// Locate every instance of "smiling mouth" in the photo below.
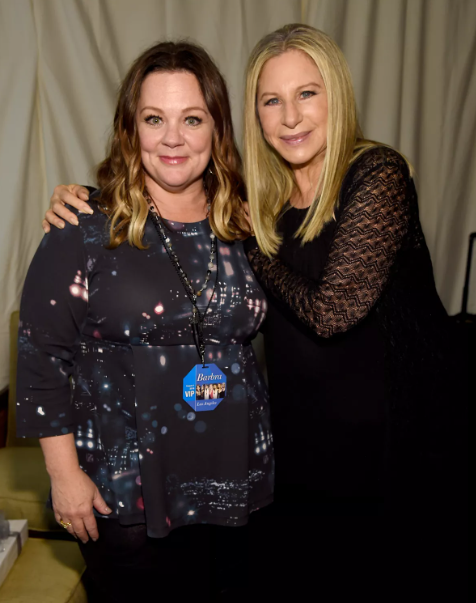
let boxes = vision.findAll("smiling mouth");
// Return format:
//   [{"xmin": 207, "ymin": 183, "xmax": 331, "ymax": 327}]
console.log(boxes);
[
  {"xmin": 159, "ymin": 156, "xmax": 188, "ymax": 165},
  {"xmin": 280, "ymin": 131, "xmax": 311, "ymax": 146}
]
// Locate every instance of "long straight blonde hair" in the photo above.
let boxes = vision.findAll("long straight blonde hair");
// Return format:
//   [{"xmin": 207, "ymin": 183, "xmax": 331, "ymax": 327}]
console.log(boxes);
[{"xmin": 244, "ymin": 23, "xmax": 385, "ymax": 256}]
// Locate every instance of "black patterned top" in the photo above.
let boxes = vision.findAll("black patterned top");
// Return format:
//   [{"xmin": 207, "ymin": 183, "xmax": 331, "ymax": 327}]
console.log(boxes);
[
  {"xmin": 245, "ymin": 146, "xmax": 461, "ymax": 509},
  {"xmin": 17, "ymin": 191, "xmax": 273, "ymax": 537}
]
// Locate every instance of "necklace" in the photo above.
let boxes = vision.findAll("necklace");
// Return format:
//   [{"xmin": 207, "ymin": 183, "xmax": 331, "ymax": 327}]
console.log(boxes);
[
  {"xmin": 145, "ymin": 191, "xmax": 214, "ymax": 298},
  {"xmin": 145, "ymin": 190, "xmax": 218, "ymax": 365}
]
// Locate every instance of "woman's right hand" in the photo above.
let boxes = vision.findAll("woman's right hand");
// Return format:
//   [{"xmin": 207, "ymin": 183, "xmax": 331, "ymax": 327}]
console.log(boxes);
[
  {"xmin": 43, "ymin": 184, "xmax": 93, "ymax": 233},
  {"xmin": 51, "ymin": 467, "xmax": 111, "ymax": 543}
]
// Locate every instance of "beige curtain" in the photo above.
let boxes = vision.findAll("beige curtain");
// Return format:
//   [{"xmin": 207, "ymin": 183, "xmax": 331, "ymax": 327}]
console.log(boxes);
[
  {"xmin": 0, "ymin": 0, "xmax": 475, "ymax": 390},
  {"xmin": 306, "ymin": 0, "xmax": 476, "ymax": 315}
]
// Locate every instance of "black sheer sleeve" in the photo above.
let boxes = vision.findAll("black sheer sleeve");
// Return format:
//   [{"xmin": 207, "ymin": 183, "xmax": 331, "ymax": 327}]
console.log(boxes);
[
  {"xmin": 16, "ymin": 213, "xmax": 88, "ymax": 438},
  {"xmin": 247, "ymin": 148, "xmax": 413, "ymax": 338}
]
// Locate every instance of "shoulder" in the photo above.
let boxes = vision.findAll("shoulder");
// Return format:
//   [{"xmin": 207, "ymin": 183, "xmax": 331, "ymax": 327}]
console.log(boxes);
[
  {"xmin": 75, "ymin": 189, "xmax": 103, "ymax": 217},
  {"xmin": 46, "ymin": 189, "xmax": 108, "ymax": 249},
  {"xmin": 348, "ymin": 145, "xmax": 410, "ymax": 182},
  {"xmin": 73, "ymin": 189, "xmax": 108, "ymax": 229},
  {"xmin": 341, "ymin": 145, "xmax": 412, "ymax": 200},
  {"xmin": 335, "ymin": 146, "xmax": 416, "ymax": 225}
]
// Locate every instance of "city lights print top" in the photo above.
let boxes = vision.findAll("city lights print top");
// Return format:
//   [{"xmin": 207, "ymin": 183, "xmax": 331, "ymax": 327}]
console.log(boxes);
[{"xmin": 16, "ymin": 192, "xmax": 273, "ymax": 538}]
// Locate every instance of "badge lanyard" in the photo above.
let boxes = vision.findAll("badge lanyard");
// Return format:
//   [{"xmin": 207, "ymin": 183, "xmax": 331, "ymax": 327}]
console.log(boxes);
[{"xmin": 149, "ymin": 209, "xmax": 227, "ymax": 411}]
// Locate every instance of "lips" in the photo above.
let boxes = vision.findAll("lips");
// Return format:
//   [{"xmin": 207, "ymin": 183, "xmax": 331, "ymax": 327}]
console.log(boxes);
[
  {"xmin": 280, "ymin": 131, "xmax": 311, "ymax": 146},
  {"xmin": 159, "ymin": 156, "xmax": 188, "ymax": 165}
]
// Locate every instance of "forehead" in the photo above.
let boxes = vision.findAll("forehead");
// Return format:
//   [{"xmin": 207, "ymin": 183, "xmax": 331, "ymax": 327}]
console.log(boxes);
[
  {"xmin": 258, "ymin": 49, "xmax": 323, "ymax": 88},
  {"xmin": 138, "ymin": 70, "xmax": 208, "ymax": 109}
]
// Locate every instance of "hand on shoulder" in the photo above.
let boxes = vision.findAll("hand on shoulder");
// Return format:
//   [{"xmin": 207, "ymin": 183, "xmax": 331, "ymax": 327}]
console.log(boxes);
[{"xmin": 43, "ymin": 184, "xmax": 93, "ymax": 233}]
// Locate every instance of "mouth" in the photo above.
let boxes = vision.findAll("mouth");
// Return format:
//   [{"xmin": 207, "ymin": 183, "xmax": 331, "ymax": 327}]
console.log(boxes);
[
  {"xmin": 279, "ymin": 131, "xmax": 312, "ymax": 146},
  {"xmin": 159, "ymin": 156, "xmax": 188, "ymax": 165}
]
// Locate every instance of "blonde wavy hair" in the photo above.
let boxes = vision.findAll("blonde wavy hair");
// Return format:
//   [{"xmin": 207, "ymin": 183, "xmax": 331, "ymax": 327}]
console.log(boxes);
[
  {"xmin": 97, "ymin": 41, "xmax": 249, "ymax": 249},
  {"xmin": 244, "ymin": 23, "xmax": 401, "ymax": 256}
]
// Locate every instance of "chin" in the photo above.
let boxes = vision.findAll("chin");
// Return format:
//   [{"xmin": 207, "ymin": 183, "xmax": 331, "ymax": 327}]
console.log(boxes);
[
  {"xmin": 278, "ymin": 148, "xmax": 316, "ymax": 166},
  {"xmin": 154, "ymin": 172, "xmax": 192, "ymax": 189}
]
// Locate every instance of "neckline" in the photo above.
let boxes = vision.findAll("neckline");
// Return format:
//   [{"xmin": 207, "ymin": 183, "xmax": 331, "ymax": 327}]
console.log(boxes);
[
  {"xmin": 146, "ymin": 197, "xmax": 210, "ymax": 231},
  {"xmin": 150, "ymin": 211, "xmax": 210, "ymax": 235},
  {"xmin": 162, "ymin": 216, "xmax": 209, "ymax": 227},
  {"xmin": 285, "ymin": 201, "xmax": 312, "ymax": 216},
  {"xmin": 288, "ymin": 204, "xmax": 310, "ymax": 212}
]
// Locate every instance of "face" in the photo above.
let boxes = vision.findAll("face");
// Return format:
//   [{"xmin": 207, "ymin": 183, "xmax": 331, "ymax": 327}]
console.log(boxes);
[
  {"xmin": 136, "ymin": 71, "xmax": 214, "ymax": 193},
  {"xmin": 257, "ymin": 50, "xmax": 328, "ymax": 168}
]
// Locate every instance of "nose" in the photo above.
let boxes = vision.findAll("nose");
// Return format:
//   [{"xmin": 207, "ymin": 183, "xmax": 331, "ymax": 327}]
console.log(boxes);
[
  {"xmin": 282, "ymin": 100, "xmax": 302, "ymax": 130},
  {"xmin": 162, "ymin": 121, "xmax": 184, "ymax": 148}
]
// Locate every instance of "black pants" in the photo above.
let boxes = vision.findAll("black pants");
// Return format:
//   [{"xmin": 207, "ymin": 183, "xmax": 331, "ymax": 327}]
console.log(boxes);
[
  {"xmin": 79, "ymin": 504, "xmax": 469, "ymax": 602},
  {"xmin": 78, "ymin": 519, "xmax": 250, "ymax": 602}
]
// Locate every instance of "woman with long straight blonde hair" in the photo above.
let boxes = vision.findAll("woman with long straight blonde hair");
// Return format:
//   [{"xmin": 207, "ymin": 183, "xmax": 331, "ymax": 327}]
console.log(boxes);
[
  {"xmin": 239, "ymin": 22, "xmax": 465, "ymax": 596},
  {"xmin": 242, "ymin": 22, "xmax": 463, "ymax": 522}
]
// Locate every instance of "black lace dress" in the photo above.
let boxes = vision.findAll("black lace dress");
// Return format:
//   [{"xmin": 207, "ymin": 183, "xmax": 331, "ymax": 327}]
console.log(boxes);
[{"xmin": 245, "ymin": 146, "xmax": 464, "ymax": 515}]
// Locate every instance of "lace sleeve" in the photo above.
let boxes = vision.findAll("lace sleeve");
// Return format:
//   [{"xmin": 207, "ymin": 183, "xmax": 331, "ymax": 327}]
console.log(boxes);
[{"xmin": 247, "ymin": 148, "xmax": 413, "ymax": 338}]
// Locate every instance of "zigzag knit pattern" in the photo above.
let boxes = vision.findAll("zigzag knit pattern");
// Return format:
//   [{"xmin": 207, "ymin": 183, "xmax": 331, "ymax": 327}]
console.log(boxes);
[{"xmin": 248, "ymin": 147, "xmax": 423, "ymax": 338}]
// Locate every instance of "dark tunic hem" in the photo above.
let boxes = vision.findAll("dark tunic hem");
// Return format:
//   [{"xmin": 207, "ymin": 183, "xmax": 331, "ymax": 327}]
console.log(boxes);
[{"xmin": 144, "ymin": 493, "xmax": 274, "ymax": 539}]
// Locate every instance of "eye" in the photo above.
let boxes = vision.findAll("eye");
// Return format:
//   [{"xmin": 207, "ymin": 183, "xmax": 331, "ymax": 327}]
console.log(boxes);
[
  {"xmin": 145, "ymin": 115, "xmax": 162, "ymax": 125},
  {"xmin": 185, "ymin": 116, "xmax": 203, "ymax": 126},
  {"xmin": 264, "ymin": 97, "xmax": 279, "ymax": 106},
  {"xmin": 300, "ymin": 90, "xmax": 317, "ymax": 99}
]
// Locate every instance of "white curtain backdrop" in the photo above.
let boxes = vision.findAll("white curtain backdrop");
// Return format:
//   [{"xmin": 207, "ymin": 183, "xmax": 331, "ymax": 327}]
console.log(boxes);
[{"xmin": 0, "ymin": 0, "xmax": 475, "ymax": 390}]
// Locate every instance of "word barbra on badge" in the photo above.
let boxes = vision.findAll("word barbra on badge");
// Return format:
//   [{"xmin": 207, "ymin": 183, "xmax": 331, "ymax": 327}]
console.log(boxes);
[{"xmin": 183, "ymin": 363, "xmax": 227, "ymax": 411}]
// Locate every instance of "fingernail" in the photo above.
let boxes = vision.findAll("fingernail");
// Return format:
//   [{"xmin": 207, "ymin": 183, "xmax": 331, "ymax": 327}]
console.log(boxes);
[
  {"xmin": 72, "ymin": 218, "xmax": 79, "ymax": 226},
  {"xmin": 85, "ymin": 207, "xmax": 94, "ymax": 214},
  {"xmin": 92, "ymin": 538, "xmax": 98, "ymax": 542},
  {"xmin": 59, "ymin": 223, "xmax": 65, "ymax": 229}
]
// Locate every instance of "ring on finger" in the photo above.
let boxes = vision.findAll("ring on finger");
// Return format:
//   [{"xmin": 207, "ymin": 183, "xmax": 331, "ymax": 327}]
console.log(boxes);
[{"xmin": 59, "ymin": 519, "xmax": 72, "ymax": 529}]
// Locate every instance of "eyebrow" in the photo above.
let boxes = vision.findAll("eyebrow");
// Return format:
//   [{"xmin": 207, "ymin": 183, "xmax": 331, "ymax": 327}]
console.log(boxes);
[
  {"xmin": 259, "ymin": 82, "xmax": 322, "ymax": 100},
  {"xmin": 140, "ymin": 105, "xmax": 208, "ymax": 114}
]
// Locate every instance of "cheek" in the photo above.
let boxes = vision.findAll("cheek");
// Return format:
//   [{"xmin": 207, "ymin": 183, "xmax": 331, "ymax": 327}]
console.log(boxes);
[
  {"xmin": 257, "ymin": 110, "xmax": 275, "ymax": 144},
  {"xmin": 307, "ymin": 99, "xmax": 328, "ymax": 129},
  {"xmin": 138, "ymin": 129, "xmax": 157, "ymax": 153},
  {"xmin": 186, "ymin": 129, "xmax": 213, "ymax": 155},
  {"xmin": 318, "ymin": 112, "xmax": 328, "ymax": 139}
]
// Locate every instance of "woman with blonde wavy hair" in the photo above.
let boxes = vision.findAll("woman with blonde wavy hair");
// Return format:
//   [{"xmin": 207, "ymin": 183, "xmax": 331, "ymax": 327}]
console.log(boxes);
[{"xmin": 17, "ymin": 40, "xmax": 273, "ymax": 601}]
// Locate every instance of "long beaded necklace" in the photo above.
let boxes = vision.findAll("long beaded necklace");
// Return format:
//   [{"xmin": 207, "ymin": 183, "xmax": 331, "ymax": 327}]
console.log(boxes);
[{"xmin": 145, "ymin": 191, "xmax": 218, "ymax": 366}]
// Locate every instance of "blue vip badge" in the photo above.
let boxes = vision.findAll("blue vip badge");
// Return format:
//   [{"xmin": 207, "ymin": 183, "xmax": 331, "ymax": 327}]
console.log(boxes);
[{"xmin": 183, "ymin": 363, "xmax": 227, "ymax": 412}]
